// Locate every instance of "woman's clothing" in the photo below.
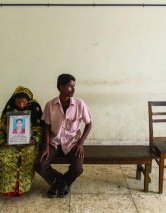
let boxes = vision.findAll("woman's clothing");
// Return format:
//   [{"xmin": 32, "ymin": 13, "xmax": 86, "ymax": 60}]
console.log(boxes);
[{"xmin": 0, "ymin": 86, "xmax": 43, "ymax": 195}]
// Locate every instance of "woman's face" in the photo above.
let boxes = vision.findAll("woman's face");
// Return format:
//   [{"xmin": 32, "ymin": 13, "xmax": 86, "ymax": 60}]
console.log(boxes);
[{"xmin": 15, "ymin": 98, "xmax": 28, "ymax": 110}]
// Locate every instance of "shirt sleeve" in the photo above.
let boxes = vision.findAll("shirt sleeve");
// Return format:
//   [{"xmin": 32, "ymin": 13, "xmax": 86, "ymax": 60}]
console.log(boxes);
[
  {"xmin": 42, "ymin": 102, "xmax": 51, "ymax": 125},
  {"xmin": 81, "ymin": 100, "xmax": 91, "ymax": 124}
]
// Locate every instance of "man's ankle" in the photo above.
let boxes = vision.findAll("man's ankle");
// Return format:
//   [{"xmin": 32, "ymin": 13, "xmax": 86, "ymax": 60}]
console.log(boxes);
[{"xmin": 59, "ymin": 178, "xmax": 70, "ymax": 197}]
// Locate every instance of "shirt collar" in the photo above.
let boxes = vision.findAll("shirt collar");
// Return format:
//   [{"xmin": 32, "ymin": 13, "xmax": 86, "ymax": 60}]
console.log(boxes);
[
  {"xmin": 70, "ymin": 97, "xmax": 75, "ymax": 106},
  {"xmin": 53, "ymin": 97, "xmax": 75, "ymax": 106}
]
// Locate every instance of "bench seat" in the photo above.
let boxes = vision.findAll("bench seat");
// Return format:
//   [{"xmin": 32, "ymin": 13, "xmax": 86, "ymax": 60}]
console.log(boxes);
[{"xmin": 53, "ymin": 145, "xmax": 154, "ymax": 192}]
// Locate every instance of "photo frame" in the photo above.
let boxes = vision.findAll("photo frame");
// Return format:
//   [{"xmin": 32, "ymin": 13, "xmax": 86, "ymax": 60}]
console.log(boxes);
[{"xmin": 7, "ymin": 111, "xmax": 31, "ymax": 145}]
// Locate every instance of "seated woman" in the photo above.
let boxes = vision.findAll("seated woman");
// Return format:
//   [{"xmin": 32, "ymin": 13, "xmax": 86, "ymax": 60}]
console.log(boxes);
[{"xmin": 0, "ymin": 86, "xmax": 43, "ymax": 197}]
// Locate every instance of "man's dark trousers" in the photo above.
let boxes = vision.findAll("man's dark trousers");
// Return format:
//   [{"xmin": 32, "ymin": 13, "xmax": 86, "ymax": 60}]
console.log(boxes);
[{"xmin": 36, "ymin": 145, "xmax": 83, "ymax": 186}]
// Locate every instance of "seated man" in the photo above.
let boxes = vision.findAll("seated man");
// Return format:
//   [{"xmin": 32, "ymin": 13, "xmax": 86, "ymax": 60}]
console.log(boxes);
[{"xmin": 36, "ymin": 74, "xmax": 92, "ymax": 198}]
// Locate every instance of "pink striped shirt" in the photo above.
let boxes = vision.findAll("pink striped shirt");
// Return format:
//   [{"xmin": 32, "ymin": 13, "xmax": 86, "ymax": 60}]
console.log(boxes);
[{"xmin": 42, "ymin": 97, "xmax": 91, "ymax": 154}]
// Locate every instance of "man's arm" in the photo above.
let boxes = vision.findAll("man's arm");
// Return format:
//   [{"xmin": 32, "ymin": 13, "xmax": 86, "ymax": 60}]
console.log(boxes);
[
  {"xmin": 40, "ymin": 123, "xmax": 51, "ymax": 161},
  {"xmin": 75, "ymin": 121, "xmax": 92, "ymax": 158}
]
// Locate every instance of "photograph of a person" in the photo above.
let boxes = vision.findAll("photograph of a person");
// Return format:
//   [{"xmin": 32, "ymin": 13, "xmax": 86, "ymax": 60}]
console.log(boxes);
[
  {"xmin": 13, "ymin": 118, "xmax": 25, "ymax": 134},
  {"xmin": 8, "ymin": 112, "xmax": 31, "ymax": 145}
]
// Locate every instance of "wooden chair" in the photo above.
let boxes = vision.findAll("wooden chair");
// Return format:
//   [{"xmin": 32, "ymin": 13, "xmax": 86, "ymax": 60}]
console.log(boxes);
[{"xmin": 148, "ymin": 101, "xmax": 166, "ymax": 193}]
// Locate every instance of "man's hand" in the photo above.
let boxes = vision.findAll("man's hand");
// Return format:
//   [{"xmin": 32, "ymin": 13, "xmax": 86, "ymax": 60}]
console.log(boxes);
[
  {"xmin": 75, "ymin": 140, "xmax": 84, "ymax": 159},
  {"xmin": 40, "ymin": 145, "xmax": 49, "ymax": 162},
  {"xmin": 74, "ymin": 122, "xmax": 91, "ymax": 159},
  {"xmin": 40, "ymin": 124, "xmax": 51, "ymax": 162}
]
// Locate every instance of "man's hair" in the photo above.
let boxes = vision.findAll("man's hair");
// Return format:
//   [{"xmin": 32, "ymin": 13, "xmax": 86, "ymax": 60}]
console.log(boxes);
[
  {"xmin": 57, "ymin": 74, "xmax": 75, "ymax": 91},
  {"xmin": 16, "ymin": 118, "xmax": 23, "ymax": 123}
]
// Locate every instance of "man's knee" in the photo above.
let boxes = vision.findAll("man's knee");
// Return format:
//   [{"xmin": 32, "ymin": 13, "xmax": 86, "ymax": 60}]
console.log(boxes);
[
  {"xmin": 74, "ymin": 167, "xmax": 83, "ymax": 177},
  {"xmin": 35, "ymin": 160, "xmax": 50, "ymax": 174},
  {"xmin": 77, "ymin": 168, "xmax": 83, "ymax": 177}
]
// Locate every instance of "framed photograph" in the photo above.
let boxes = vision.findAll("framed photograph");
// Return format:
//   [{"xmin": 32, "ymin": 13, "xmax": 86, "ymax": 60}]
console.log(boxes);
[{"xmin": 7, "ymin": 111, "xmax": 31, "ymax": 145}]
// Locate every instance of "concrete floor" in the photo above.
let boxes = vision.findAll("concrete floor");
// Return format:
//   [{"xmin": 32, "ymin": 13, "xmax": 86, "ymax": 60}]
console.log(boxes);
[{"xmin": 0, "ymin": 161, "xmax": 166, "ymax": 213}]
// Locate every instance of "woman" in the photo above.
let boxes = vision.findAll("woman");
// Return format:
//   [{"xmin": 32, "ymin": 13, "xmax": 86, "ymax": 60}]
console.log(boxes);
[{"xmin": 0, "ymin": 86, "xmax": 43, "ymax": 197}]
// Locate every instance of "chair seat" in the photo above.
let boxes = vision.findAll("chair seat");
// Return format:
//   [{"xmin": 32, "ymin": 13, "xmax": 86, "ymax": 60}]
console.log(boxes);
[{"xmin": 153, "ymin": 137, "xmax": 166, "ymax": 153}]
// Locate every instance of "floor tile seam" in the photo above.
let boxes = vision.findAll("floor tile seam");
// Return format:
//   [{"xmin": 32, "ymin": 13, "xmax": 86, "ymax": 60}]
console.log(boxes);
[
  {"xmin": 120, "ymin": 165, "xmax": 139, "ymax": 213},
  {"xmin": 70, "ymin": 192, "xmax": 130, "ymax": 195},
  {"xmin": 0, "ymin": 200, "xmax": 7, "ymax": 213},
  {"xmin": 131, "ymin": 192, "xmax": 166, "ymax": 197},
  {"xmin": 26, "ymin": 191, "xmax": 132, "ymax": 196},
  {"xmin": 68, "ymin": 192, "xmax": 72, "ymax": 213}
]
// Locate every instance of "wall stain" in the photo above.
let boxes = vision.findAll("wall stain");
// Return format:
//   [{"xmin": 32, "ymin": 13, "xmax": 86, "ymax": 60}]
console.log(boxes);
[
  {"xmin": 80, "ymin": 79, "xmax": 131, "ymax": 86},
  {"xmin": 92, "ymin": 42, "xmax": 98, "ymax": 46}
]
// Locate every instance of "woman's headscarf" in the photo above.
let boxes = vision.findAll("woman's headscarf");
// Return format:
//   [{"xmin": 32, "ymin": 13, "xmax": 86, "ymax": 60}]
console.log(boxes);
[
  {"xmin": 0, "ymin": 86, "xmax": 43, "ymax": 139},
  {"xmin": 2, "ymin": 86, "xmax": 33, "ymax": 114}
]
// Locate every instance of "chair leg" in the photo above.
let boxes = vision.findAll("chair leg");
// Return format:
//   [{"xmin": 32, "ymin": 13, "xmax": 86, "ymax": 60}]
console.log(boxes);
[{"xmin": 159, "ymin": 154, "xmax": 165, "ymax": 194}]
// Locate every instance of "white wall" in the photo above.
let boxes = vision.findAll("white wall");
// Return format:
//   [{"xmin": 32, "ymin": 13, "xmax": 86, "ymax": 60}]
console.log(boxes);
[{"xmin": 1, "ymin": 0, "xmax": 166, "ymax": 143}]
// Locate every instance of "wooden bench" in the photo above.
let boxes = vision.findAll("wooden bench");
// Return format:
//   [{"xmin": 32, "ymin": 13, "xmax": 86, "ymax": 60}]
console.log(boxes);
[{"xmin": 54, "ymin": 145, "xmax": 154, "ymax": 192}]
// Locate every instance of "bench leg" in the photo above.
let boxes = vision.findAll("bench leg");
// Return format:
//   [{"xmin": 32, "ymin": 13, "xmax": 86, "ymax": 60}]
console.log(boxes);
[
  {"xmin": 150, "ymin": 160, "xmax": 152, "ymax": 173},
  {"xmin": 144, "ymin": 163, "xmax": 151, "ymax": 192},
  {"xmin": 149, "ymin": 160, "xmax": 152, "ymax": 183},
  {"xmin": 136, "ymin": 164, "xmax": 142, "ymax": 180},
  {"xmin": 159, "ymin": 154, "xmax": 165, "ymax": 194}
]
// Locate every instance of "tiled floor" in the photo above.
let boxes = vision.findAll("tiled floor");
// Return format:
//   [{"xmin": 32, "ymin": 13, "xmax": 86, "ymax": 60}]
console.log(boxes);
[{"xmin": 0, "ymin": 161, "xmax": 166, "ymax": 213}]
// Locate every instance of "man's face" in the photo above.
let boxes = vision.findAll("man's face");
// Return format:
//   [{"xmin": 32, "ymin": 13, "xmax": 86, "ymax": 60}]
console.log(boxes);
[
  {"xmin": 60, "ymin": 80, "xmax": 75, "ymax": 97},
  {"xmin": 16, "ymin": 120, "xmax": 23, "ymax": 129}
]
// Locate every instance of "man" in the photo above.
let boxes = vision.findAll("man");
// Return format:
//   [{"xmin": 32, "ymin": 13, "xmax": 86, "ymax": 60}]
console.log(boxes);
[
  {"xmin": 36, "ymin": 74, "xmax": 92, "ymax": 198},
  {"xmin": 13, "ymin": 118, "xmax": 25, "ymax": 134}
]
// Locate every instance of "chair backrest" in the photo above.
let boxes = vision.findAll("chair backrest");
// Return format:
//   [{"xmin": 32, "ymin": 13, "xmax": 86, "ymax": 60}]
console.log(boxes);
[{"xmin": 148, "ymin": 101, "xmax": 166, "ymax": 146}]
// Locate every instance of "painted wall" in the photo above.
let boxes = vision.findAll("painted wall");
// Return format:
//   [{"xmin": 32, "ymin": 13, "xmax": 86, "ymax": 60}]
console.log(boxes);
[{"xmin": 1, "ymin": 0, "xmax": 166, "ymax": 143}]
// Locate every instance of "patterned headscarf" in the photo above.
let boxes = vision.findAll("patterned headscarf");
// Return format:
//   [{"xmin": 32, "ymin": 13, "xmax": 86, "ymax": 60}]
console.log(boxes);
[
  {"xmin": 2, "ymin": 86, "xmax": 34, "ymax": 114},
  {"xmin": 0, "ymin": 86, "xmax": 43, "ymax": 136},
  {"xmin": 13, "ymin": 86, "xmax": 33, "ymax": 100}
]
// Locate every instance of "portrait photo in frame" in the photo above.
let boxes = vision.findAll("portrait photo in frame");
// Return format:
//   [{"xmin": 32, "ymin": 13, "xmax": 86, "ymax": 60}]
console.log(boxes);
[{"xmin": 7, "ymin": 111, "xmax": 31, "ymax": 145}]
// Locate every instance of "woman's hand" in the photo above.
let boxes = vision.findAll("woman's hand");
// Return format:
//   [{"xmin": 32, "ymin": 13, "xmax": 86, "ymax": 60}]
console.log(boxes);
[
  {"xmin": 75, "ymin": 140, "xmax": 84, "ymax": 159},
  {"xmin": 0, "ymin": 139, "xmax": 8, "ymax": 146},
  {"xmin": 29, "ymin": 139, "xmax": 36, "ymax": 145},
  {"xmin": 40, "ymin": 145, "xmax": 49, "ymax": 162}
]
